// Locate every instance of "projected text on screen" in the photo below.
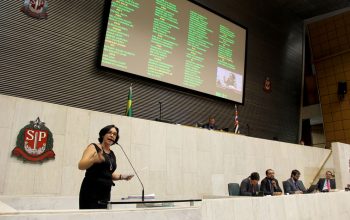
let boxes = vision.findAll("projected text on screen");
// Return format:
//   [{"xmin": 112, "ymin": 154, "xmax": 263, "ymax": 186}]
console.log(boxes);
[{"xmin": 101, "ymin": 0, "xmax": 247, "ymax": 103}]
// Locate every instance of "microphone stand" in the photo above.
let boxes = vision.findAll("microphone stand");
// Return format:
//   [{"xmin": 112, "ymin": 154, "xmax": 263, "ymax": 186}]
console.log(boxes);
[{"xmin": 116, "ymin": 143, "xmax": 145, "ymax": 202}]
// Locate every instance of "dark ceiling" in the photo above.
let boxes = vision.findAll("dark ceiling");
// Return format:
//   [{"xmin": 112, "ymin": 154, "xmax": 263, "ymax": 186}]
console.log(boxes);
[{"xmin": 270, "ymin": 0, "xmax": 350, "ymax": 19}]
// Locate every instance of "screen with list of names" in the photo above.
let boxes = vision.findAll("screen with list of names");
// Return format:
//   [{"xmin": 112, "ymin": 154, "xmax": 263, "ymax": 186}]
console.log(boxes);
[{"xmin": 101, "ymin": 0, "xmax": 247, "ymax": 103}]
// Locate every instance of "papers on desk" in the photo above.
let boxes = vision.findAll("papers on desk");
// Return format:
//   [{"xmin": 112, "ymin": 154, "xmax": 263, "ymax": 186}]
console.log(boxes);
[{"xmin": 121, "ymin": 193, "xmax": 155, "ymax": 200}]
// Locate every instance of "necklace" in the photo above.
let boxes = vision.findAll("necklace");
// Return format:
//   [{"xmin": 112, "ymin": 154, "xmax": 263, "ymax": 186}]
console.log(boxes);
[
  {"xmin": 104, "ymin": 151, "xmax": 113, "ymax": 171},
  {"xmin": 101, "ymin": 144, "xmax": 113, "ymax": 171}
]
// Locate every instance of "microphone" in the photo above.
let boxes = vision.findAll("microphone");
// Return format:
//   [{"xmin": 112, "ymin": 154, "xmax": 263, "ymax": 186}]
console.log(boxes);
[{"xmin": 116, "ymin": 143, "xmax": 145, "ymax": 202}]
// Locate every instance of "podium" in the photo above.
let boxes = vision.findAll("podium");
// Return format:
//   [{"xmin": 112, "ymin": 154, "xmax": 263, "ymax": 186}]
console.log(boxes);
[{"xmin": 99, "ymin": 198, "xmax": 202, "ymax": 209}]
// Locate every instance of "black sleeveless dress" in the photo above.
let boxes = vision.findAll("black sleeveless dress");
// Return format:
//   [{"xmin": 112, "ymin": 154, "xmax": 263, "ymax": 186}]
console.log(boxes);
[{"xmin": 79, "ymin": 143, "xmax": 117, "ymax": 209}]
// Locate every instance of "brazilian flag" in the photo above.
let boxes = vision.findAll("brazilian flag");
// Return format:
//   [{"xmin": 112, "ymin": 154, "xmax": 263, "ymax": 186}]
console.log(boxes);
[{"xmin": 125, "ymin": 85, "xmax": 133, "ymax": 117}]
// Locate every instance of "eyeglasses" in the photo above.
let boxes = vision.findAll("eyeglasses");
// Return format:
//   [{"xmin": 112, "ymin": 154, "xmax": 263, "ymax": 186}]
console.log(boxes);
[{"xmin": 107, "ymin": 131, "xmax": 118, "ymax": 136}]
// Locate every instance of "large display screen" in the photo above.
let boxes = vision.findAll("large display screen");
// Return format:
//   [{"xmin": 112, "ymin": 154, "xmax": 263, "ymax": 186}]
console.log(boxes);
[{"xmin": 101, "ymin": 0, "xmax": 247, "ymax": 103}]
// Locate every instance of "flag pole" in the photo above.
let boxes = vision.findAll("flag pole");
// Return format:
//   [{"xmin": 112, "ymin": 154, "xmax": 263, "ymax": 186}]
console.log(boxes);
[{"xmin": 125, "ymin": 84, "xmax": 133, "ymax": 117}]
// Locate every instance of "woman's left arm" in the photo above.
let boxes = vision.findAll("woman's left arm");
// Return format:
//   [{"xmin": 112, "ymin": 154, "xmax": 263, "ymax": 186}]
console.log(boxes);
[
  {"xmin": 112, "ymin": 172, "xmax": 134, "ymax": 181},
  {"xmin": 112, "ymin": 172, "xmax": 123, "ymax": 181}
]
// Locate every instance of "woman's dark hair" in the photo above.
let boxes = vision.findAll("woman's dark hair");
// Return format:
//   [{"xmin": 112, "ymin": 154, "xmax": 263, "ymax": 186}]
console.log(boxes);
[{"xmin": 98, "ymin": 125, "xmax": 119, "ymax": 144}]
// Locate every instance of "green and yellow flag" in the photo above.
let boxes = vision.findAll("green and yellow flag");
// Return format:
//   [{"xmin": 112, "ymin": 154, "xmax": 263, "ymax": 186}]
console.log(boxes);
[{"xmin": 125, "ymin": 85, "xmax": 133, "ymax": 117}]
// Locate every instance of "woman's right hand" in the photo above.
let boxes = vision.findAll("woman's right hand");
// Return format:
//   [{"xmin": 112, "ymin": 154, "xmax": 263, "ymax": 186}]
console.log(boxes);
[
  {"xmin": 91, "ymin": 149, "xmax": 105, "ymax": 163},
  {"xmin": 79, "ymin": 144, "xmax": 105, "ymax": 170}
]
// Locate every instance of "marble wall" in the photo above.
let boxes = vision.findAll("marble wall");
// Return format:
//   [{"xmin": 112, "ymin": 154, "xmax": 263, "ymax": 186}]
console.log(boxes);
[
  {"xmin": 1, "ymin": 192, "xmax": 350, "ymax": 219},
  {"xmin": 0, "ymin": 94, "xmax": 336, "ymax": 199},
  {"xmin": 332, "ymin": 142, "xmax": 350, "ymax": 189}
]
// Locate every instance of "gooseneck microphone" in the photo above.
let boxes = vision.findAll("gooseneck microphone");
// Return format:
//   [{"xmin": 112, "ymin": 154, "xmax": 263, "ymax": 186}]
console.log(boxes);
[{"xmin": 116, "ymin": 143, "xmax": 145, "ymax": 202}]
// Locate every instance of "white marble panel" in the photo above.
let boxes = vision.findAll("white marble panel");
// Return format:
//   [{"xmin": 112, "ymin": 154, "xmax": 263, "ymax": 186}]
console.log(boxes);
[
  {"xmin": 203, "ymin": 199, "xmax": 236, "ymax": 220},
  {"xmin": 222, "ymin": 133, "xmax": 235, "ymax": 156},
  {"xmin": 42, "ymin": 103, "xmax": 67, "ymax": 135},
  {"xmin": 251, "ymin": 197, "xmax": 270, "ymax": 220},
  {"xmin": 112, "ymin": 115, "xmax": 132, "ymax": 146},
  {"xmin": 166, "ymin": 123, "xmax": 183, "ymax": 149},
  {"xmin": 166, "ymin": 148, "xmax": 183, "ymax": 195},
  {"xmin": 0, "ymin": 207, "xmax": 202, "ymax": 220},
  {"xmin": 3, "ymin": 95, "xmax": 350, "ymax": 201},
  {"xmin": 0, "ymin": 95, "xmax": 16, "ymax": 128},
  {"xmin": 146, "ymin": 171, "xmax": 166, "ymax": 198},
  {"xmin": 263, "ymin": 157, "xmax": 275, "ymax": 173},
  {"xmin": 130, "ymin": 143, "xmax": 150, "ymax": 194},
  {"xmin": 12, "ymin": 98, "xmax": 44, "ymax": 133},
  {"xmin": 33, "ymin": 134, "xmax": 65, "ymax": 194},
  {"xmin": 182, "ymin": 172, "xmax": 198, "ymax": 197},
  {"xmin": 197, "ymin": 151, "xmax": 212, "ymax": 177},
  {"xmin": 332, "ymin": 142, "xmax": 350, "ymax": 189},
  {"xmin": 233, "ymin": 197, "xmax": 254, "ymax": 220},
  {"xmin": 265, "ymin": 196, "xmax": 285, "ymax": 220},
  {"xmin": 211, "ymin": 174, "xmax": 225, "ymax": 196},
  {"xmin": 0, "ymin": 200, "xmax": 16, "ymax": 212},
  {"xmin": 131, "ymin": 118, "xmax": 150, "ymax": 146},
  {"xmin": 230, "ymin": 135, "xmax": 247, "ymax": 158},
  {"xmin": 196, "ymin": 129, "xmax": 213, "ymax": 152},
  {"xmin": 210, "ymin": 134, "xmax": 224, "ymax": 174},
  {"xmin": 182, "ymin": 127, "xmax": 197, "ymax": 173},
  {"xmin": 283, "ymin": 195, "xmax": 299, "ymax": 219},
  {"xmin": 149, "ymin": 122, "xmax": 166, "ymax": 171},
  {"xmin": 0, "ymin": 128, "xmax": 11, "ymax": 194},
  {"xmin": 0, "ymin": 196, "xmax": 78, "ymax": 210},
  {"xmin": 223, "ymin": 154, "xmax": 235, "ymax": 185},
  {"xmin": 196, "ymin": 174, "xmax": 212, "ymax": 196},
  {"xmin": 61, "ymin": 165, "xmax": 84, "ymax": 196},
  {"xmin": 4, "ymin": 156, "xmax": 37, "ymax": 195},
  {"xmin": 62, "ymin": 134, "xmax": 88, "ymax": 167},
  {"xmin": 65, "ymin": 108, "xmax": 90, "ymax": 137}
]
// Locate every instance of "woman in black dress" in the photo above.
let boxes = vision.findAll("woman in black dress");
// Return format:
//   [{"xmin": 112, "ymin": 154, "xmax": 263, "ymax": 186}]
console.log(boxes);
[{"xmin": 78, "ymin": 125, "xmax": 133, "ymax": 209}]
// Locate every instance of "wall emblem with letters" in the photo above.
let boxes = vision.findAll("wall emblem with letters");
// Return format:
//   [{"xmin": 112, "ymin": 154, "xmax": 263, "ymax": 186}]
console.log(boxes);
[
  {"xmin": 12, "ymin": 117, "xmax": 55, "ymax": 162},
  {"xmin": 21, "ymin": 0, "xmax": 49, "ymax": 19}
]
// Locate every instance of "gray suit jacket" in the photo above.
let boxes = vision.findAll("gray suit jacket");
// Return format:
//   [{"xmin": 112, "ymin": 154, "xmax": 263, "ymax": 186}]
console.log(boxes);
[
  {"xmin": 283, "ymin": 178, "xmax": 307, "ymax": 194},
  {"xmin": 240, "ymin": 177, "xmax": 260, "ymax": 196}
]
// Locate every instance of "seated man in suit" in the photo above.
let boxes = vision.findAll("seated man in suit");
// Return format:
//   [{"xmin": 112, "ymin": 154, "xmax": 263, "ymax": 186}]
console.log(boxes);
[
  {"xmin": 317, "ymin": 170, "xmax": 336, "ymax": 192},
  {"xmin": 260, "ymin": 169, "xmax": 282, "ymax": 196},
  {"xmin": 240, "ymin": 172, "xmax": 260, "ymax": 196},
  {"xmin": 202, "ymin": 116, "xmax": 218, "ymax": 130},
  {"xmin": 284, "ymin": 169, "xmax": 307, "ymax": 194}
]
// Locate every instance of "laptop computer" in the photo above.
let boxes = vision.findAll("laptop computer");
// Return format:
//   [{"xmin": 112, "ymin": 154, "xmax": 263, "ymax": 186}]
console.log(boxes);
[
  {"xmin": 306, "ymin": 184, "xmax": 317, "ymax": 193},
  {"xmin": 252, "ymin": 191, "xmax": 264, "ymax": 197}
]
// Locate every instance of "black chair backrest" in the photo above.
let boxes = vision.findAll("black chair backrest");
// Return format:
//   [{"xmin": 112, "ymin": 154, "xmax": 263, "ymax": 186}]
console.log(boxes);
[
  {"xmin": 228, "ymin": 183, "xmax": 240, "ymax": 196},
  {"xmin": 282, "ymin": 181, "xmax": 288, "ymax": 194}
]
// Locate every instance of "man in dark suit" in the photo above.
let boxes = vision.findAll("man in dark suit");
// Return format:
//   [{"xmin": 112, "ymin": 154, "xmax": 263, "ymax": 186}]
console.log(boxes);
[
  {"xmin": 260, "ymin": 169, "xmax": 282, "ymax": 196},
  {"xmin": 240, "ymin": 172, "xmax": 260, "ymax": 196},
  {"xmin": 202, "ymin": 116, "xmax": 218, "ymax": 130},
  {"xmin": 283, "ymin": 169, "xmax": 307, "ymax": 194},
  {"xmin": 317, "ymin": 171, "xmax": 336, "ymax": 192}
]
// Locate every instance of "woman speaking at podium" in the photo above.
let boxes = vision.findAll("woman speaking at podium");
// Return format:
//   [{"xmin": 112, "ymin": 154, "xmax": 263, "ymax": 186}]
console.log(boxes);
[{"xmin": 78, "ymin": 125, "xmax": 133, "ymax": 209}]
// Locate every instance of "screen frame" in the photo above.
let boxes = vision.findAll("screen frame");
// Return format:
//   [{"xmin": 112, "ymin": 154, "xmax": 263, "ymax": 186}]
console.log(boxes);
[{"xmin": 98, "ymin": 0, "xmax": 248, "ymax": 104}]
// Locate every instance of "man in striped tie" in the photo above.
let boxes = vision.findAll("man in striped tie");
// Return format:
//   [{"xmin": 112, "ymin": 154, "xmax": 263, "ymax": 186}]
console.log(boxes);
[{"xmin": 316, "ymin": 171, "xmax": 336, "ymax": 192}]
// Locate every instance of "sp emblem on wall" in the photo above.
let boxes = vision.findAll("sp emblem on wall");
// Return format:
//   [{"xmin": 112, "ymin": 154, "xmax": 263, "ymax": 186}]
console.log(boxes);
[
  {"xmin": 12, "ymin": 117, "xmax": 55, "ymax": 162},
  {"xmin": 21, "ymin": 0, "xmax": 49, "ymax": 19}
]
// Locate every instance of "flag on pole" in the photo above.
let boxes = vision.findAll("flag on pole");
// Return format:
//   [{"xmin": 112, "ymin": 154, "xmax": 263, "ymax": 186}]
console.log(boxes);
[
  {"xmin": 234, "ymin": 104, "xmax": 239, "ymax": 133},
  {"xmin": 125, "ymin": 84, "xmax": 133, "ymax": 117}
]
